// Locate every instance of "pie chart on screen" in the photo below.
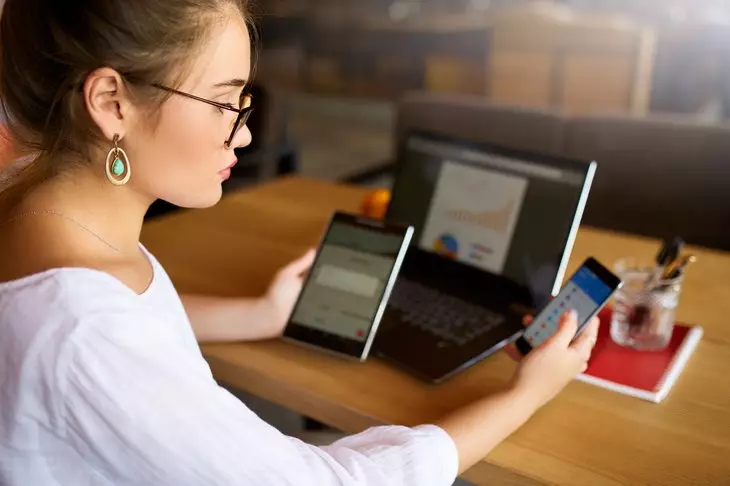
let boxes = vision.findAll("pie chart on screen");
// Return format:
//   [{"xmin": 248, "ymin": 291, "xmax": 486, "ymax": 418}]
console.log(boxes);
[{"xmin": 433, "ymin": 234, "xmax": 459, "ymax": 259}]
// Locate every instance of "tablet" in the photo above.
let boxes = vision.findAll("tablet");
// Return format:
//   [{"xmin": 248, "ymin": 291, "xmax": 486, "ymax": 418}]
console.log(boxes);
[{"xmin": 283, "ymin": 211, "xmax": 414, "ymax": 361}]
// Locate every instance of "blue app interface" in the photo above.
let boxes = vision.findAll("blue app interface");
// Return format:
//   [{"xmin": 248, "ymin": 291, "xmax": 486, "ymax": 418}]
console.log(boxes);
[{"xmin": 523, "ymin": 266, "xmax": 613, "ymax": 348}]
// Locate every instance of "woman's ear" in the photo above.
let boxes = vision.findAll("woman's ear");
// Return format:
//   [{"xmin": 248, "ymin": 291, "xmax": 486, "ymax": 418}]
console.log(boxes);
[{"xmin": 83, "ymin": 67, "xmax": 135, "ymax": 142}]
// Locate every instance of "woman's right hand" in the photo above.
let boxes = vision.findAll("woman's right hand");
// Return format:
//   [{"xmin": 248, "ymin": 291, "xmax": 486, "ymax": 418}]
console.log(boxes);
[
  {"xmin": 436, "ymin": 310, "xmax": 600, "ymax": 475},
  {"xmin": 510, "ymin": 310, "xmax": 600, "ymax": 410}
]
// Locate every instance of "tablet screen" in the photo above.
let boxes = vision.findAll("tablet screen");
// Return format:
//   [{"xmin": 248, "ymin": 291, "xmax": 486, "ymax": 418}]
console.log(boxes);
[{"xmin": 285, "ymin": 213, "xmax": 412, "ymax": 359}]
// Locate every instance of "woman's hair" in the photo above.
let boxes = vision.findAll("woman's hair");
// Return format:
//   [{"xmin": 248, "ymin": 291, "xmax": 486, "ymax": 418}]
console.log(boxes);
[{"xmin": 0, "ymin": 0, "xmax": 255, "ymax": 204}]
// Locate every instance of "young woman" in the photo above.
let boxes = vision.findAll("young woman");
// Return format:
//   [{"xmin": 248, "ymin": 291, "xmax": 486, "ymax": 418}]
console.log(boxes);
[{"xmin": 0, "ymin": 0, "xmax": 599, "ymax": 485}]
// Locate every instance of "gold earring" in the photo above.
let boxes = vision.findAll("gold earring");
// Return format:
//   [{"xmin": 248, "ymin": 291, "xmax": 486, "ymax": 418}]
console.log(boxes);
[{"xmin": 105, "ymin": 134, "xmax": 131, "ymax": 186}]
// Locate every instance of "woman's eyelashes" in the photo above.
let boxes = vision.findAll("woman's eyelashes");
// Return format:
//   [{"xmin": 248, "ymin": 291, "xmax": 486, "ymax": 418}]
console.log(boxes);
[{"xmin": 216, "ymin": 102, "xmax": 236, "ymax": 114}]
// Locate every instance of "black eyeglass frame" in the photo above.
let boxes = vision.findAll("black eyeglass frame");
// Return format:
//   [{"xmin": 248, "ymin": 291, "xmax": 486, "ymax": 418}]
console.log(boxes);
[{"xmin": 152, "ymin": 83, "xmax": 254, "ymax": 148}]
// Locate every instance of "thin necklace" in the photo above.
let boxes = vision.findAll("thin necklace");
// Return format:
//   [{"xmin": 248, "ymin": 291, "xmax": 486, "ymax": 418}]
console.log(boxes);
[{"xmin": 3, "ymin": 209, "xmax": 123, "ymax": 253}]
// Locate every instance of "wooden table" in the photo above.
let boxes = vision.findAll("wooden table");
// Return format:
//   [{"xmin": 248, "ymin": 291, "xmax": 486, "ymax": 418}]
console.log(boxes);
[{"xmin": 141, "ymin": 177, "xmax": 730, "ymax": 486}]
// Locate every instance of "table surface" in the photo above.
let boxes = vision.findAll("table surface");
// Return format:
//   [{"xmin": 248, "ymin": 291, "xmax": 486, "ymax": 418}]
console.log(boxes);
[{"xmin": 141, "ymin": 177, "xmax": 730, "ymax": 486}]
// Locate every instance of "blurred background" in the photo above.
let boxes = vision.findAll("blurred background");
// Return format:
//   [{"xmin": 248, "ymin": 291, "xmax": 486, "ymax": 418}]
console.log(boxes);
[{"xmin": 230, "ymin": 0, "xmax": 730, "ymax": 185}]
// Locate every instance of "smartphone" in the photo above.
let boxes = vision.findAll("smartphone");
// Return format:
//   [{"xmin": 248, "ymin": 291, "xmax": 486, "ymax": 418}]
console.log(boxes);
[
  {"xmin": 515, "ymin": 257, "xmax": 622, "ymax": 355},
  {"xmin": 283, "ymin": 211, "xmax": 414, "ymax": 361}
]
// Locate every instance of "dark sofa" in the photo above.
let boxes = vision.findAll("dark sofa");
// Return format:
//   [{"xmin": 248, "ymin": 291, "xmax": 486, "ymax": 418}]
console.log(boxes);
[{"xmin": 390, "ymin": 91, "xmax": 730, "ymax": 251}]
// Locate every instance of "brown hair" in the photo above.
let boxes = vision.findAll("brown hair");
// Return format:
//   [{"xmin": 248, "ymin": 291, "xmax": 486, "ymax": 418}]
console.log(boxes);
[{"xmin": 0, "ymin": 0, "xmax": 255, "ymax": 206}]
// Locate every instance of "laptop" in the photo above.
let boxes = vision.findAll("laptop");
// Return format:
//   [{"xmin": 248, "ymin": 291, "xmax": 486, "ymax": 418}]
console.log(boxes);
[{"xmin": 373, "ymin": 130, "xmax": 597, "ymax": 383}]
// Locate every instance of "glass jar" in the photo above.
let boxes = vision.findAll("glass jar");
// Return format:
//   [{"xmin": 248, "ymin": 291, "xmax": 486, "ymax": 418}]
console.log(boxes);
[{"xmin": 610, "ymin": 258, "xmax": 683, "ymax": 351}]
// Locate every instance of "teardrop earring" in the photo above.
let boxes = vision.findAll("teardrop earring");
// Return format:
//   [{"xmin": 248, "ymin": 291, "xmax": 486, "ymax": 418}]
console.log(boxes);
[{"xmin": 105, "ymin": 134, "xmax": 131, "ymax": 186}]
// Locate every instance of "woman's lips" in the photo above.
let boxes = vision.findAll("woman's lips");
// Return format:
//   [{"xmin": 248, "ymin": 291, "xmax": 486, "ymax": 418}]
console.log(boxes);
[
  {"xmin": 219, "ymin": 159, "xmax": 237, "ymax": 172},
  {"xmin": 219, "ymin": 159, "xmax": 237, "ymax": 180}
]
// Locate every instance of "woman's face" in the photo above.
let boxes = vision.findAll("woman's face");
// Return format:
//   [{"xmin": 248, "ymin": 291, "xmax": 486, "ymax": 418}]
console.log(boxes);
[{"xmin": 127, "ymin": 12, "xmax": 252, "ymax": 209}]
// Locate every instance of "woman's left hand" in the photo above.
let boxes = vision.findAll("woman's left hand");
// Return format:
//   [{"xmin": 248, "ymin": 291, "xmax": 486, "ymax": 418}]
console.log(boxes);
[{"xmin": 264, "ymin": 249, "xmax": 316, "ymax": 335}]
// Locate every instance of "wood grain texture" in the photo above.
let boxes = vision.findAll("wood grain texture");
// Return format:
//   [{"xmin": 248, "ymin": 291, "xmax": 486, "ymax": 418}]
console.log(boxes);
[{"xmin": 141, "ymin": 177, "xmax": 730, "ymax": 486}]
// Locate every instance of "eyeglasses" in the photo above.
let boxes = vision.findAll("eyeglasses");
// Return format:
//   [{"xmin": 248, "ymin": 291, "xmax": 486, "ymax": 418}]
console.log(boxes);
[{"xmin": 152, "ymin": 83, "xmax": 254, "ymax": 149}]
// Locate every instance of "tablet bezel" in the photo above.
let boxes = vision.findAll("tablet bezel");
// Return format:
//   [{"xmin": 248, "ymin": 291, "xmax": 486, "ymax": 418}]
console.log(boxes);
[{"xmin": 282, "ymin": 211, "xmax": 414, "ymax": 361}]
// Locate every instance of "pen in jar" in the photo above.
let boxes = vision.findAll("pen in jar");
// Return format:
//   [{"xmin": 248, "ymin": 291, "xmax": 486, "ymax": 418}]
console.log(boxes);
[
  {"xmin": 652, "ymin": 254, "xmax": 696, "ymax": 292},
  {"xmin": 647, "ymin": 237, "xmax": 684, "ymax": 289},
  {"xmin": 662, "ymin": 254, "xmax": 697, "ymax": 280}
]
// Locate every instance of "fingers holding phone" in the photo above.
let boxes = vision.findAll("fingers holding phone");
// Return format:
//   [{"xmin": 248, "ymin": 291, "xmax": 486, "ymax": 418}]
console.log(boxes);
[
  {"xmin": 503, "ymin": 315, "xmax": 533, "ymax": 362},
  {"xmin": 510, "ymin": 310, "xmax": 598, "ymax": 408},
  {"xmin": 570, "ymin": 315, "xmax": 600, "ymax": 369},
  {"xmin": 515, "ymin": 258, "xmax": 621, "ymax": 356}
]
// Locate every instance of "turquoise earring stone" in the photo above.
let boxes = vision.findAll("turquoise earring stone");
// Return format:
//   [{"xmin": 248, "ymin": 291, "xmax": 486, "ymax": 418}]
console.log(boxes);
[{"xmin": 111, "ymin": 158, "xmax": 125, "ymax": 176}]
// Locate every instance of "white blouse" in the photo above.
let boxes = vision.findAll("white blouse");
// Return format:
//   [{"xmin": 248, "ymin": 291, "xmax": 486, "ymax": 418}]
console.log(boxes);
[{"xmin": 0, "ymin": 248, "xmax": 459, "ymax": 485}]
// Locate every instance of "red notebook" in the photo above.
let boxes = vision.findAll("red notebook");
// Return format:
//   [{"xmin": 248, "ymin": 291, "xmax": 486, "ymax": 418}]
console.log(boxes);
[{"xmin": 576, "ymin": 309, "xmax": 703, "ymax": 403}]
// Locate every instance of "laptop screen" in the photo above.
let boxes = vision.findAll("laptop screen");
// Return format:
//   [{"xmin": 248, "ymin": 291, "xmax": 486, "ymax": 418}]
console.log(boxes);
[{"xmin": 386, "ymin": 131, "xmax": 595, "ymax": 303}]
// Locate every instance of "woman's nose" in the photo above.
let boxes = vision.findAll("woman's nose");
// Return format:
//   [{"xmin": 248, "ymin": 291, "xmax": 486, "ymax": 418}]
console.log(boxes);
[{"xmin": 230, "ymin": 125, "xmax": 252, "ymax": 150}]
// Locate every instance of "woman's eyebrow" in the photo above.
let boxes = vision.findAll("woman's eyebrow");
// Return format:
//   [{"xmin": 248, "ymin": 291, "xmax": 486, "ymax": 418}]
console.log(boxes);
[{"xmin": 213, "ymin": 78, "xmax": 248, "ymax": 89}]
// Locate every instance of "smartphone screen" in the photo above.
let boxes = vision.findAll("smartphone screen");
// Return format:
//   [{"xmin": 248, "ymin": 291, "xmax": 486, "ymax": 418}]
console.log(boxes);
[{"xmin": 516, "ymin": 258, "xmax": 622, "ymax": 354}]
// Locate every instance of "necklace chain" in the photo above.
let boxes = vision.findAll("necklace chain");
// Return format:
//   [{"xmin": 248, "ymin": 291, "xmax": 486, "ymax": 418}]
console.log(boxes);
[{"xmin": 3, "ymin": 209, "xmax": 123, "ymax": 253}]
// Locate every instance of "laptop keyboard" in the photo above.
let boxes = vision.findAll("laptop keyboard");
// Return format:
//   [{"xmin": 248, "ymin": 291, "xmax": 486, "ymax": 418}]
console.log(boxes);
[{"xmin": 388, "ymin": 279, "xmax": 507, "ymax": 346}]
